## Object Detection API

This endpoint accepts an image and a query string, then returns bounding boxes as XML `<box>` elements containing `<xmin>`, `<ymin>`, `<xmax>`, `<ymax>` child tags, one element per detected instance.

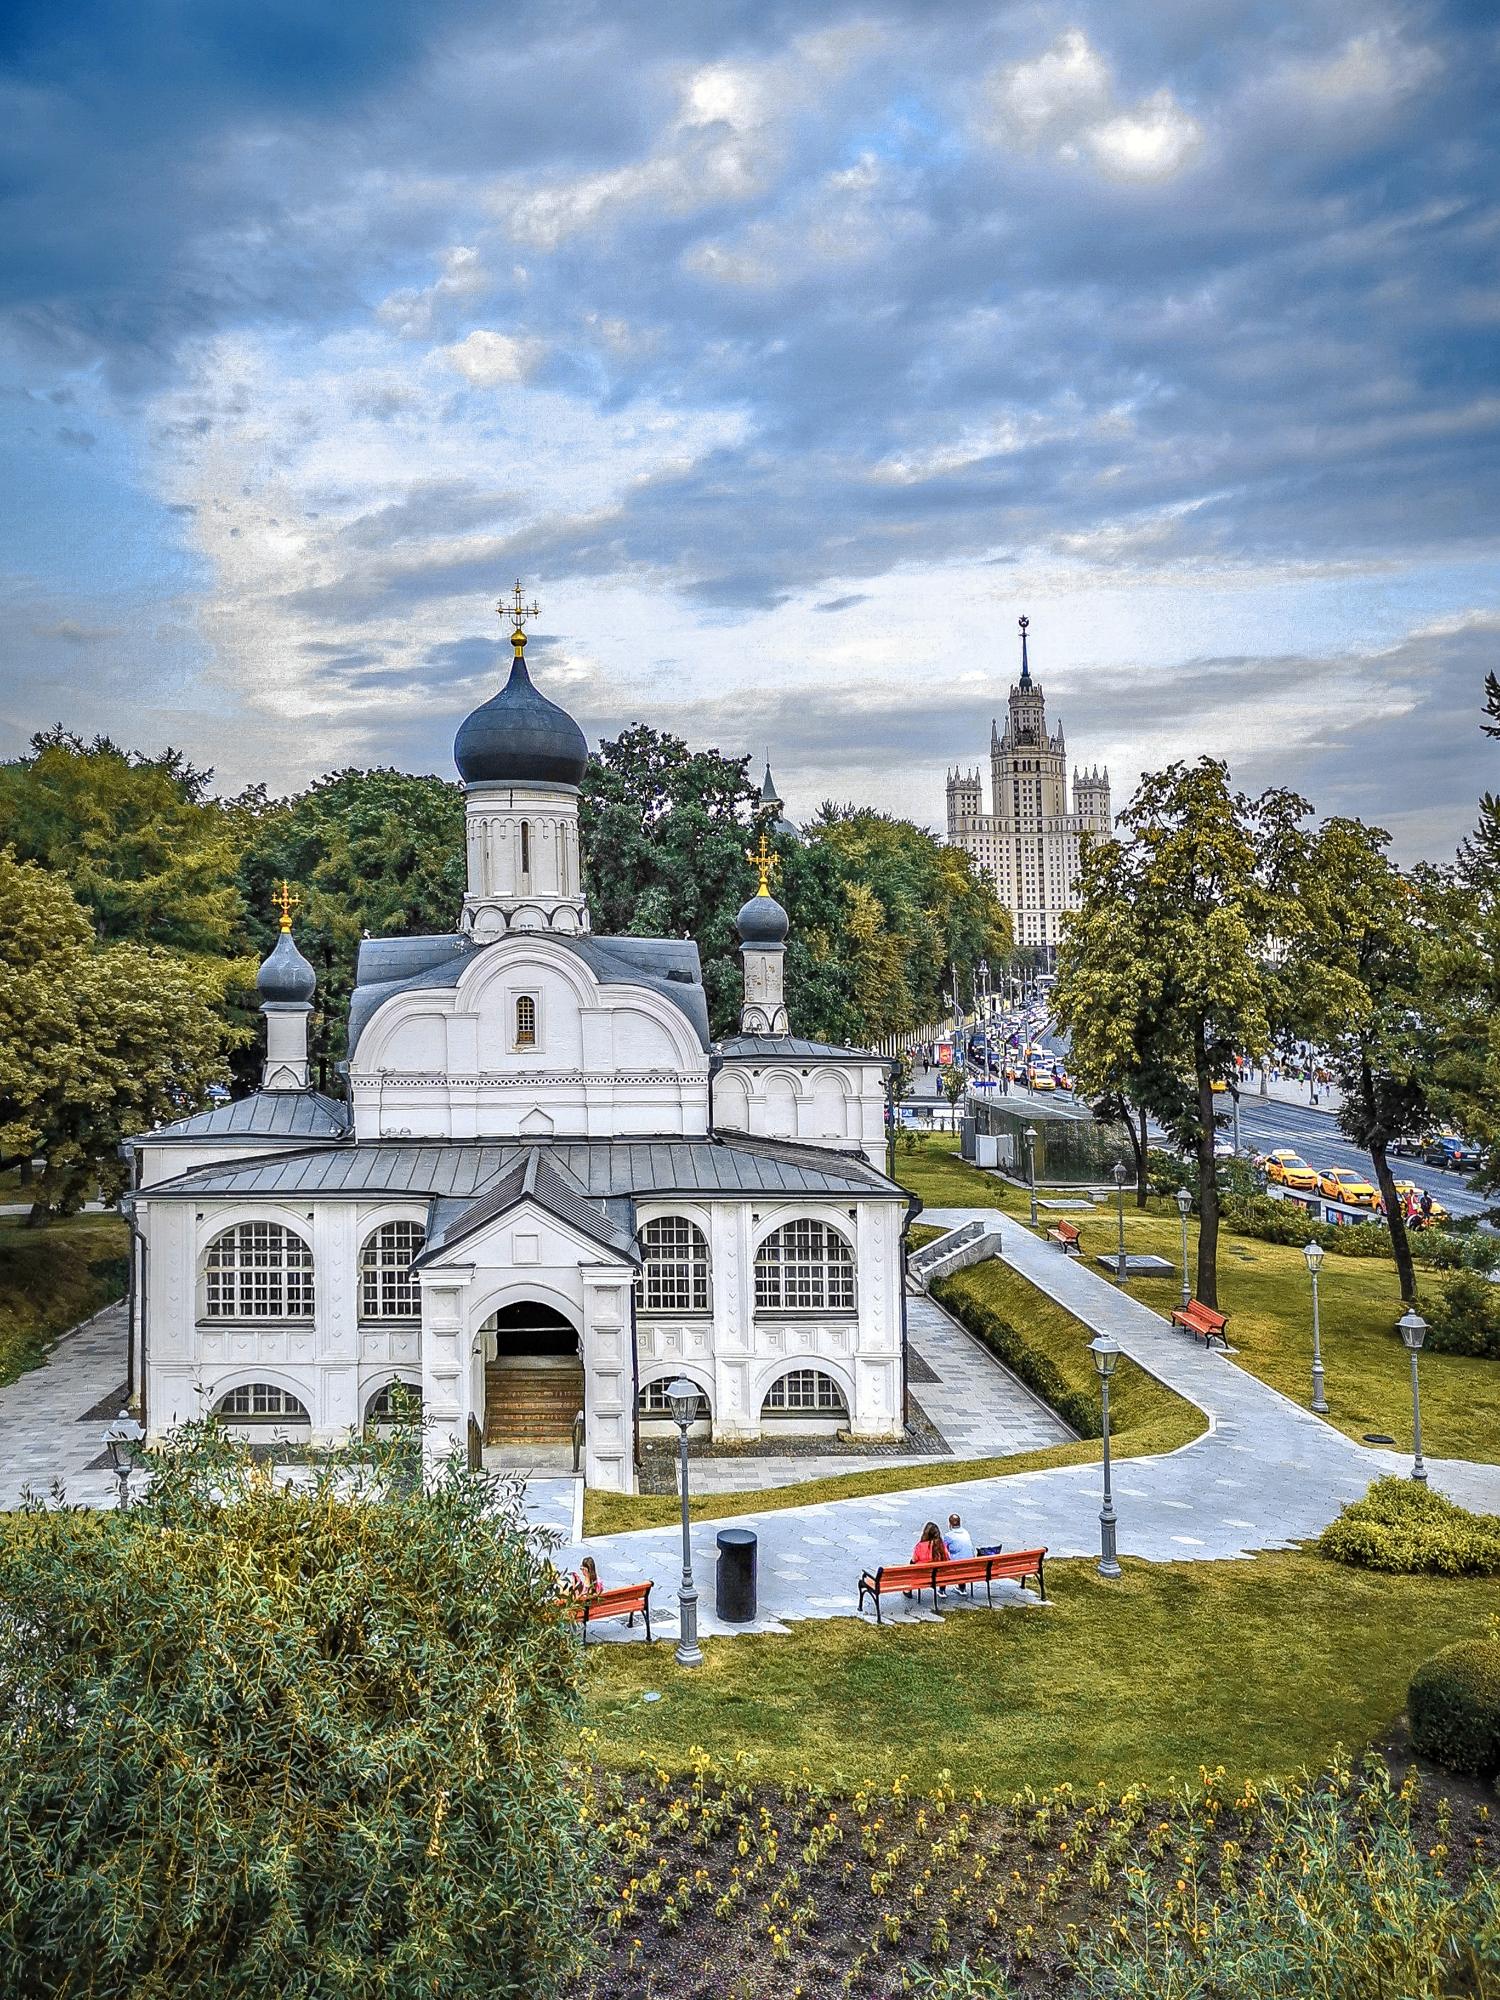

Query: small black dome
<box><xmin>454</xmin><ymin>652</ymin><xmax>588</xmax><ymax>788</ymax></box>
<box><xmin>257</xmin><ymin>928</ymin><xmax>316</xmax><ymax>1005</ymax></box>
<box><xmin>736</xmin><ymin>893</ymin><xmax>789</xmax><ymax>945</ymax></box>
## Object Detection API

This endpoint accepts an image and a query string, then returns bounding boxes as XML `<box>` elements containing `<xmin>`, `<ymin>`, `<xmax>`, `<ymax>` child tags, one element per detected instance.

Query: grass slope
<box><xmin>584</xmin><ymin>1259</ymin><xmax>1204</xmax><ymax>1536</ymax></box>
<box><xmin>584</xmin><ymin>1550</ymin><xmax>1496</xmax><ymax>1794</ymax></box>
<box><xmin>897</xmin><ymin>1136</ymin><xmax>1500</xmax><ymax>1464</ymax></box>
<box><xmin>0</xmin><ymin>1212</ymin><xmax>128</xmax><ymax>1386</ymax></box>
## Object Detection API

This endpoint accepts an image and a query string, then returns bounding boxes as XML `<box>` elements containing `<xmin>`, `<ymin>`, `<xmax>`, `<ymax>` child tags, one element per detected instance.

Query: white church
<box><xmin>124</xmin><ymin>595</ymin><xmax>915</xmax><ymax>1493</ymax></box>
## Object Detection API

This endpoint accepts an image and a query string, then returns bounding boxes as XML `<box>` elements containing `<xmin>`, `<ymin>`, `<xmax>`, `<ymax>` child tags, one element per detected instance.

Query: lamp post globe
<box><xmin>1112</xmin><ymin>1162</ymin><xmax>1128</xmax><ymax>1288</ymax></box>
<box><xmin>1302</xmin><ymin>1238</ymin><xmax>1328</xmax><ymax>1412</ymax></box>
<box><xmin>1174</xmin><ymin>1187</ymin><xmax>1193</xmax><ymax>1310</ymax></box>
<box><xmin>666</xmin><ymin>1376</ymin><xmax>705</xmax><ymax>1666</ymax></box>
<box><xmin>102</xmin><ymin>1411</ymin><xmax>145</xmax><ymax>1511</ymax></box>
<box><xmin>1025</xmin><ymin>1126</ymin><xmax>1040</xmax><ymax>1228</ymax></box>
<box><xmin>1088</xmin><ymin>1334</ymin><xmax>1122</xmax><ymax>1578</ymax></box>
<box><xmin>1397</xmin><ymin>1310</ymin><xmax>1428</xmax><ymax>1485</ymax></box>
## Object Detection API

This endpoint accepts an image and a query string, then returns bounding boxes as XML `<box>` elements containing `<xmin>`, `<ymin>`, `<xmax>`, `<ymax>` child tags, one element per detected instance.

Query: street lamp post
<box><xmin>1174</xmin><ymin>1187</ymin><xmax>1192</xmax><ymax>1310</ymax></box>
<box><xmin>1303</xmin><ymin>1239</ymin><xmax>1329</xmax><ymax>1413</ymax></box>
<box><xmin>1089</xmin><ymin>1334</ymin><xmax>1123</xmax><ymax>1578</ymax></box>
<box><xmin>102</xmin><ymin>1411</ymin><xmax>145</xmax><ymax>1511</ymax></box>
<box><xmin>1112</xmin><ymin>1162</ymin><xmax>1129</xmax><ymax>1288</ymax></box>
<box><xmin>666</xmin><ymin>1377</ymin><xmax>704</xmax><ymax>1666</ymax></box>
<box><xmin>1397</xmin><ymin>1310</ymin><xmax>1428</xmax><ymax>1485</ymax></box>
<box><xmin>1025</xmin><ymin>1125</ymin><xmax>1039</xmax><ymax>1228</ymax></box>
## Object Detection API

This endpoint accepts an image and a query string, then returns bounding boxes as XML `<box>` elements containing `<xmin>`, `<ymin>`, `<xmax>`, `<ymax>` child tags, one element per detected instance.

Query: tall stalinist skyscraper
<box><xmin>946</xmin><ymin>616</ymin><xmax>1110</xmax><ymax>963</ymax></box>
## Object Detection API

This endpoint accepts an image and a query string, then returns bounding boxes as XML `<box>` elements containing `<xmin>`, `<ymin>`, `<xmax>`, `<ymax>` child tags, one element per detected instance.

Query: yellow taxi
<box><xmin>1265</xmin><ymin>1150</ymin><xmax>1319</xmax><ymax>1191</ymax></box>
<box><xmin>1318</xmin><ymin>1167</ymin><xmax>1378</xmax><ymax>1208</ymax></box>
<box><xmin>1375</xmin><ymin>1181</ymin><xmax>1450</xmax><ymax>1226</ymax></box>
<box><xmin>1027</xmin><ymin>1067</ymin><xmax>1057</xmax><ymax>1092</ymax></box>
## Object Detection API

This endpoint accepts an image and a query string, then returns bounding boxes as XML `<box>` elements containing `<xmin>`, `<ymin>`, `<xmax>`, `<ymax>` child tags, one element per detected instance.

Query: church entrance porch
<box><xmin>481</xmin><ymin>1301</ymin><xmax>584</xmax><ymax>1445</ymax></box>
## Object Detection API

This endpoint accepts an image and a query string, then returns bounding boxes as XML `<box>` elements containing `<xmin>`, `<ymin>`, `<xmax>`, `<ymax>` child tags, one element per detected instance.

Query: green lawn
<box><xmin>584</xmin><ymin>1550</ymin><xmax>1495</xmax><ymax>1795</ymax></box>
<box><xmin>896</xmin><ymin>1135</ymin><xmax>1500</xmax><ymax>1465</ymax></box>
<box><xmin>0</xmin><ymin>1211</ymin><xmax>129</xmax><ymax>1386</ymax></box>
<box><xmin>584</xmin><ymin>1259</ymin><xmax>1204</xmax><ymax>1535</ymax></box>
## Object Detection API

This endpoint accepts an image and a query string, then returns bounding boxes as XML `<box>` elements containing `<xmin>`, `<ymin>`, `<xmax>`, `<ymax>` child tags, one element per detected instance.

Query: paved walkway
<box><xmin>555</xmin><ymin>1210</ymin><xmax>1500</xmax><ymax>1643</ymax></box>
<box><xmin>0</xmin><ymin>1302</ymin><xmax>128</xmax><ymax>1508</ymax></box>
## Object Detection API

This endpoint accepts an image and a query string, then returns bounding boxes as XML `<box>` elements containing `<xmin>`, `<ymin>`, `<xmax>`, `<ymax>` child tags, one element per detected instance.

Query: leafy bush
<box><xmin>1318</xmin><ymin>1476</ymin><xmax>1500</xmax><ymax>1576</ymax></box>
<box><xmin>1222</xmin><ymin>1191</ymin><xmax>1325</xmax><ymax>1247</ymax></box>
<box><xmin>1409</xmin><ymin>1636</ymin><xmax>1500</xmax><ymax>1779</ymax></box>
<box><xmin>1425</xmin><ymin>1266</ymin><xmax>1500</xmax><ymax>1358</ymax></box>
<box><xmin>930</xmin><ymin>1277</ymin><xmax>1101</xmax><ymax>1436</ymax></box>
<box><xmin>0</xmin><ymin>1422</ymin><xmax>594</xmax><ymax>1999</ymax></box>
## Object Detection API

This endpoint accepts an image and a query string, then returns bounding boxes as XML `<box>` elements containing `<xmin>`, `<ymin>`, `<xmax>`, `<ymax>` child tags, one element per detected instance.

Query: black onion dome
<box><xmin>736</xmin><ymin>893</ymin><xmax>789</xmax><ymax>945</ymax></box>
<box><xmin>257</xmin><ymin>928</ymin><xmax>317</xmax><ymax>1005</ymax></box>
<box><xmin>454</xmin><ymin>653</ymin><xmax>588</xmax><ymax>788</ymax></box>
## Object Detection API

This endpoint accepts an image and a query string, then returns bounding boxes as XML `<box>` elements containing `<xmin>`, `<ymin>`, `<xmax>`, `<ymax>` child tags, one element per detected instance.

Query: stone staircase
<box><xmin>484</xmin><ymin>1360</ymin><xmax>585</xmax><ymax>1444</ymax></box>
<box><xmin>908</xmin><ymin>1218</ymin><xmax>1003</xmax><ymax>1291</ymax></box>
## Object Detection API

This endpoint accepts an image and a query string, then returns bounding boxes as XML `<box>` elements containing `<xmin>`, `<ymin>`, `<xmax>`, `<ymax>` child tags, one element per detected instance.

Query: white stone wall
<box><xmin>349</xmin><ymin>936</ymin><xmax>710</xmax><ymax>1141</ymax></box>
<box><xmin>460</xmin><ymin>780</ymin><xmax>589</xmax><ymax>939</ymax></box>
<box><xmin>713</xmin><ymin>1059</ymin><xmax>886</xmax><ymax>1165</ymax></box>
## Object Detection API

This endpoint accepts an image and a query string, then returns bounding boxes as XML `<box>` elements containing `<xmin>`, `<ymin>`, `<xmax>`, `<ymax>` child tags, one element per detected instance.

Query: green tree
<box><xmin>1053</xmin><ymin>760</ymin><xmax>1307</xmax><ymax>1308</ymax></box>
<box><xmin>0</xmin><ymin>1423</ymin><xmax>594</xmax><ymax>1998</ymax></box>
<box><xmin>0</xmin><ymin>851</ymin><xmax>225</xmax><ymax>1217</ymax></box>
<box><xmin>236</xmin><ymin>768</ymin><xmax>467</xmax><ymax>1084</ymax></box>
<box><xmin>1296</xmin><ymin>818</ymin><xmax>1436</xmax><ymax>1303</ymax></box>
<box><xmin>581</xmin><ymin>726</ymin><xmax>763</xmax><ymax>1038</ymax></box>
<box><xmin>0</xmin><ymin>730</ymin><xmax>245</xmax><ymax>956</ymax></box>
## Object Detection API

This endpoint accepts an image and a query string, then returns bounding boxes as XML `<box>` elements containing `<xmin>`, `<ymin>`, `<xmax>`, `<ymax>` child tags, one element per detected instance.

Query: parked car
<box><xmin>1266</xmin><ymin>1150</ymin><xmax>1319</xmax><ymax>1191</ymax></box>
<box><xmin>1318</xmin><ymin>1167</ymin><xmax>1379</xmax><ymax>1208</ymax></box>
<box><xmin>1424</xmin><ymin>1135</ymin><xmax>1480</xmax><ymax>1172</ymax></box>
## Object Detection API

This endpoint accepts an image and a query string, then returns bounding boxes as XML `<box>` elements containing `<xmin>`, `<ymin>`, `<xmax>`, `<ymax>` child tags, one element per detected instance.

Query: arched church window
<box><xmin>635</xmin><ymin>1217</ymin><xmax>711</xmax><ymax>1314</ymax></box>
<box><xmin>359</xmin><ymin>1221</ymin><xmax>425</xmax><ymax>1320</ymax></box>
<box><xmin>520</xmin><ymin>820</ymin><xmax>531</xmax><ymax>875</ymax></box>
<box><xmin>761</xmin><ymin>1368</ymin><xmax>848</xmax><ymax>1418</ymax></box>
<box><xmin>515</xmin><ymin>995</ymin><xmax>537</xmax><ymax>1047</ymax></box>
<box><xmin>214</xmin><ymin>1382</ymin><xmax>310</xmax><ymax>1422</ymax></box>
<box><xmin>753</xmin><ymin>1219</ymin><xmax>856</xmax><ymax>1314</ymax></box>
<box><xmin>637</xmin><ymin>1377</ymin><xmax>710</xmax><ymax>1421</ymax></box>
<box><xmin>364</xmin><ymin>1379</ymin><xmax>423</xmax><ymax>1423</ymax></box>
<box><xmin>203</xmin><ymin>1222</ymin><xmax>314</xmax><ymax>1320</ymax></box>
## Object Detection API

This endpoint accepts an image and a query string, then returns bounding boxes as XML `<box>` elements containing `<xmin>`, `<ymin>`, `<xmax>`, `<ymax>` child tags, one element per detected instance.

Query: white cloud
<box><xmin>980</xmin><ymin>29</ymin><xmax>1202</xmax><ymax>183</ymax></box>
<box><xmin>440</xmin><ymin>328</ymin><xmax>545</xmax><ymax>386</ymax></box>
<box><xmin>1084</xmin><ymin>87</ymin><xmax>1203</xmax><ymax>181</ymax></box>
<box><xmin>376</xmin><ymin>245</ymin><xmax>489</xmax><ymax>339</ymax></box>
<box><xmin>1286</xmin><ymin>29</ymin><xmax>1440</xmax><ymax>106</ymax></box>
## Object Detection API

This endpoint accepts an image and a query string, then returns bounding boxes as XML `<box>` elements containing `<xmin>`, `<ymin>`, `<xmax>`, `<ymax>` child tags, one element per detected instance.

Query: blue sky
<box><xmin>1</xmin><ymin>0</ymin><xmax>1496</xmax><ymax>858</ymax></box>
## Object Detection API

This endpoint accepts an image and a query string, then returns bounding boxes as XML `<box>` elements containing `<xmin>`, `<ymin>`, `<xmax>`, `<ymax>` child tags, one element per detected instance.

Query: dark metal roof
<box><xmin>138</xmin><ymin>1091</ymin><xmax>352</xmax><ymax>1144</ymax></box>
<box><xmin>346</xmin><ymin>931</ymin><xmax>711</xmax><ymax>1057</ymax></box>
<box><xmin>133</xmin><ymin>1132</ymin><xmax>900</xmax><ymax>1203</ymax></box>
<box><xmin>415</xmin><ymin>1149</ymin><xmax>639</xmax><ymax>1266</ymax></box>
<box><xmin>717</xmin><ymin>1035</ymin><xmax>889</xmax><ymax>1067</ymax></box>
<box><xmin>453</xmin><ymin>652</ymin><xmax>589</xmax><ymax>788</ymax></box>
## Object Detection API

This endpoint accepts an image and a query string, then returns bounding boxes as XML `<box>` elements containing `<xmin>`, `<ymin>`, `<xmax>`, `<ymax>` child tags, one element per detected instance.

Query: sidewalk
<box><xmin>557</xmin><ymin>1211</ymin><xmax>1500</xmax><ymax>1642</ymax></box>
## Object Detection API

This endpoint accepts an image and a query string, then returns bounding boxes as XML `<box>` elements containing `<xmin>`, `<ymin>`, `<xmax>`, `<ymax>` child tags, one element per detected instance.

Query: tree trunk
<box><xmin>25</xmin><ymin>1200</ymin><xmax>51</xmax><ymax>1228</ymax></box>
<box><xmin>1136</xmin><ymin>1107</ymin><xmax>1150</xmax><ymax>1207</ymax></box>
<box><xmin>1368</xmin><ymin>1134</ymin><xmax>1417</xmax><ymax>1306</ymax></box>
<box><xmin>1193</xmin><ymin>1038</ymin><xmax>1219</xmax><ymax>1308</ymax></box>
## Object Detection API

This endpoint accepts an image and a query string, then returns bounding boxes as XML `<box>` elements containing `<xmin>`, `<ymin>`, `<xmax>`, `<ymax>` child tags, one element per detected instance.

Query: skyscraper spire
<box><xmin>1018</xmin><ymin>613</ymin><xmax>1032</xmax><ymax>689</ymax></box>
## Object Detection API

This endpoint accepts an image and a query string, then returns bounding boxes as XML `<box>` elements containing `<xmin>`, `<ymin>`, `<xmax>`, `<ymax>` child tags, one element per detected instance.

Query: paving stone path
<box><xmin>555</xmin><ymin>1209</ymin><xmax>1500</xmax><ymax>1642</ymax></box>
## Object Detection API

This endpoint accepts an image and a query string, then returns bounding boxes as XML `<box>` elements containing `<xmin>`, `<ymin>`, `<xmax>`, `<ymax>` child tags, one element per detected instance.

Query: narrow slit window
<box><xmin>520</xmin><ymin>820</ymin><xmax>530</xmax><ymax>875</ymax></box>
<box><xmin>515</xmin><ymin>995</ymin><xmax>537</xmax><ymax>1047</ymax></box>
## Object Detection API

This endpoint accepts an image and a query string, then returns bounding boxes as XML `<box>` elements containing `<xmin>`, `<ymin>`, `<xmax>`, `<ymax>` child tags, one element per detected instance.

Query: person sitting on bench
<box><xmin>909</xmin><ymin>1520</ymin><xmax>948</xmax><ymax>1598</ymax></box>
<box><xmin>944</xmin><ymin>1512</ymin><xmax>975</xmax><ymax>1593</ymax></box>
<box><xmin>572</xmin><ymin>1555</ymin><xmax>602</xmax><ymax>1597</ymax></box>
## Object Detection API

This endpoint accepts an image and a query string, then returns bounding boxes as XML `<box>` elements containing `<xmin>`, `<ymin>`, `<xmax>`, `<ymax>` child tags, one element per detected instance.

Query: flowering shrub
<box><xmin>1317</xmin><ymin>1476</ymin><xmax>1500</xmax><ymax>1576</ymax></box>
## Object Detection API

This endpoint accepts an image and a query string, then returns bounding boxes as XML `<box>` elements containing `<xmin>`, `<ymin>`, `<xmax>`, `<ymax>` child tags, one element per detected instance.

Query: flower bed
<box><xmin>578</xmin><ymin>1752</ymin><xmax>1497</xmax><ymax>1998</ymax></box>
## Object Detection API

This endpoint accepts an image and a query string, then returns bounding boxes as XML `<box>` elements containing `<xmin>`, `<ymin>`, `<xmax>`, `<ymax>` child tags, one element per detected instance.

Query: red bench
<box><xmin>1047</xmin><ymin>1221</ymin><xmax>1082</xmax><ymax>1254</ymax></box>
<box><xmin>566</xmin><ymin>1580</ymin><xmax>654</xmax><ymax>1642</ymax></box>
<box><xmin>1172</xmin><ymin>1300</ymin><xmax>1230</xmax><ymax>1348</ymax></box>
<box><xmin>857</xmin><ymin>1548</ymin><xmax>1048</xmax><ymax>1622</ymax></box>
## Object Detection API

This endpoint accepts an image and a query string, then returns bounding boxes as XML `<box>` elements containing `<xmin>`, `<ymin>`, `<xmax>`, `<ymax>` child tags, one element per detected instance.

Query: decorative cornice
<box><xmin>351</xmin><ymin>1067</ymin><xmax>699</xmax><ymax>1089</ymax></box>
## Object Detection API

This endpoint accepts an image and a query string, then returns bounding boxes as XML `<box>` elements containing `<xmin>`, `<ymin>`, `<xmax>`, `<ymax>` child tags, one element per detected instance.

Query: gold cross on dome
<box><xmin>746</xmin><ymin>832</ymin><xmax>778</xmax><ymax>898</ymax></box>
<box><xmin>272</xmin><ymin>879</ymin><xmax>301</xmax><ymax>933</ymax></box>
<box><xmin>498</xmin><ymin>579</ymin><xmax>540</xmax><ymax>653</ymax></box>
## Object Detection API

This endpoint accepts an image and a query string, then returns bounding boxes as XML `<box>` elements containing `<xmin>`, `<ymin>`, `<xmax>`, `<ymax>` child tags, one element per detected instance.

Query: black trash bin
<box><xmin>715</xmin><ymin>1527</ymin><xmax>758</xmax><ymax>1623</ymax></box>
